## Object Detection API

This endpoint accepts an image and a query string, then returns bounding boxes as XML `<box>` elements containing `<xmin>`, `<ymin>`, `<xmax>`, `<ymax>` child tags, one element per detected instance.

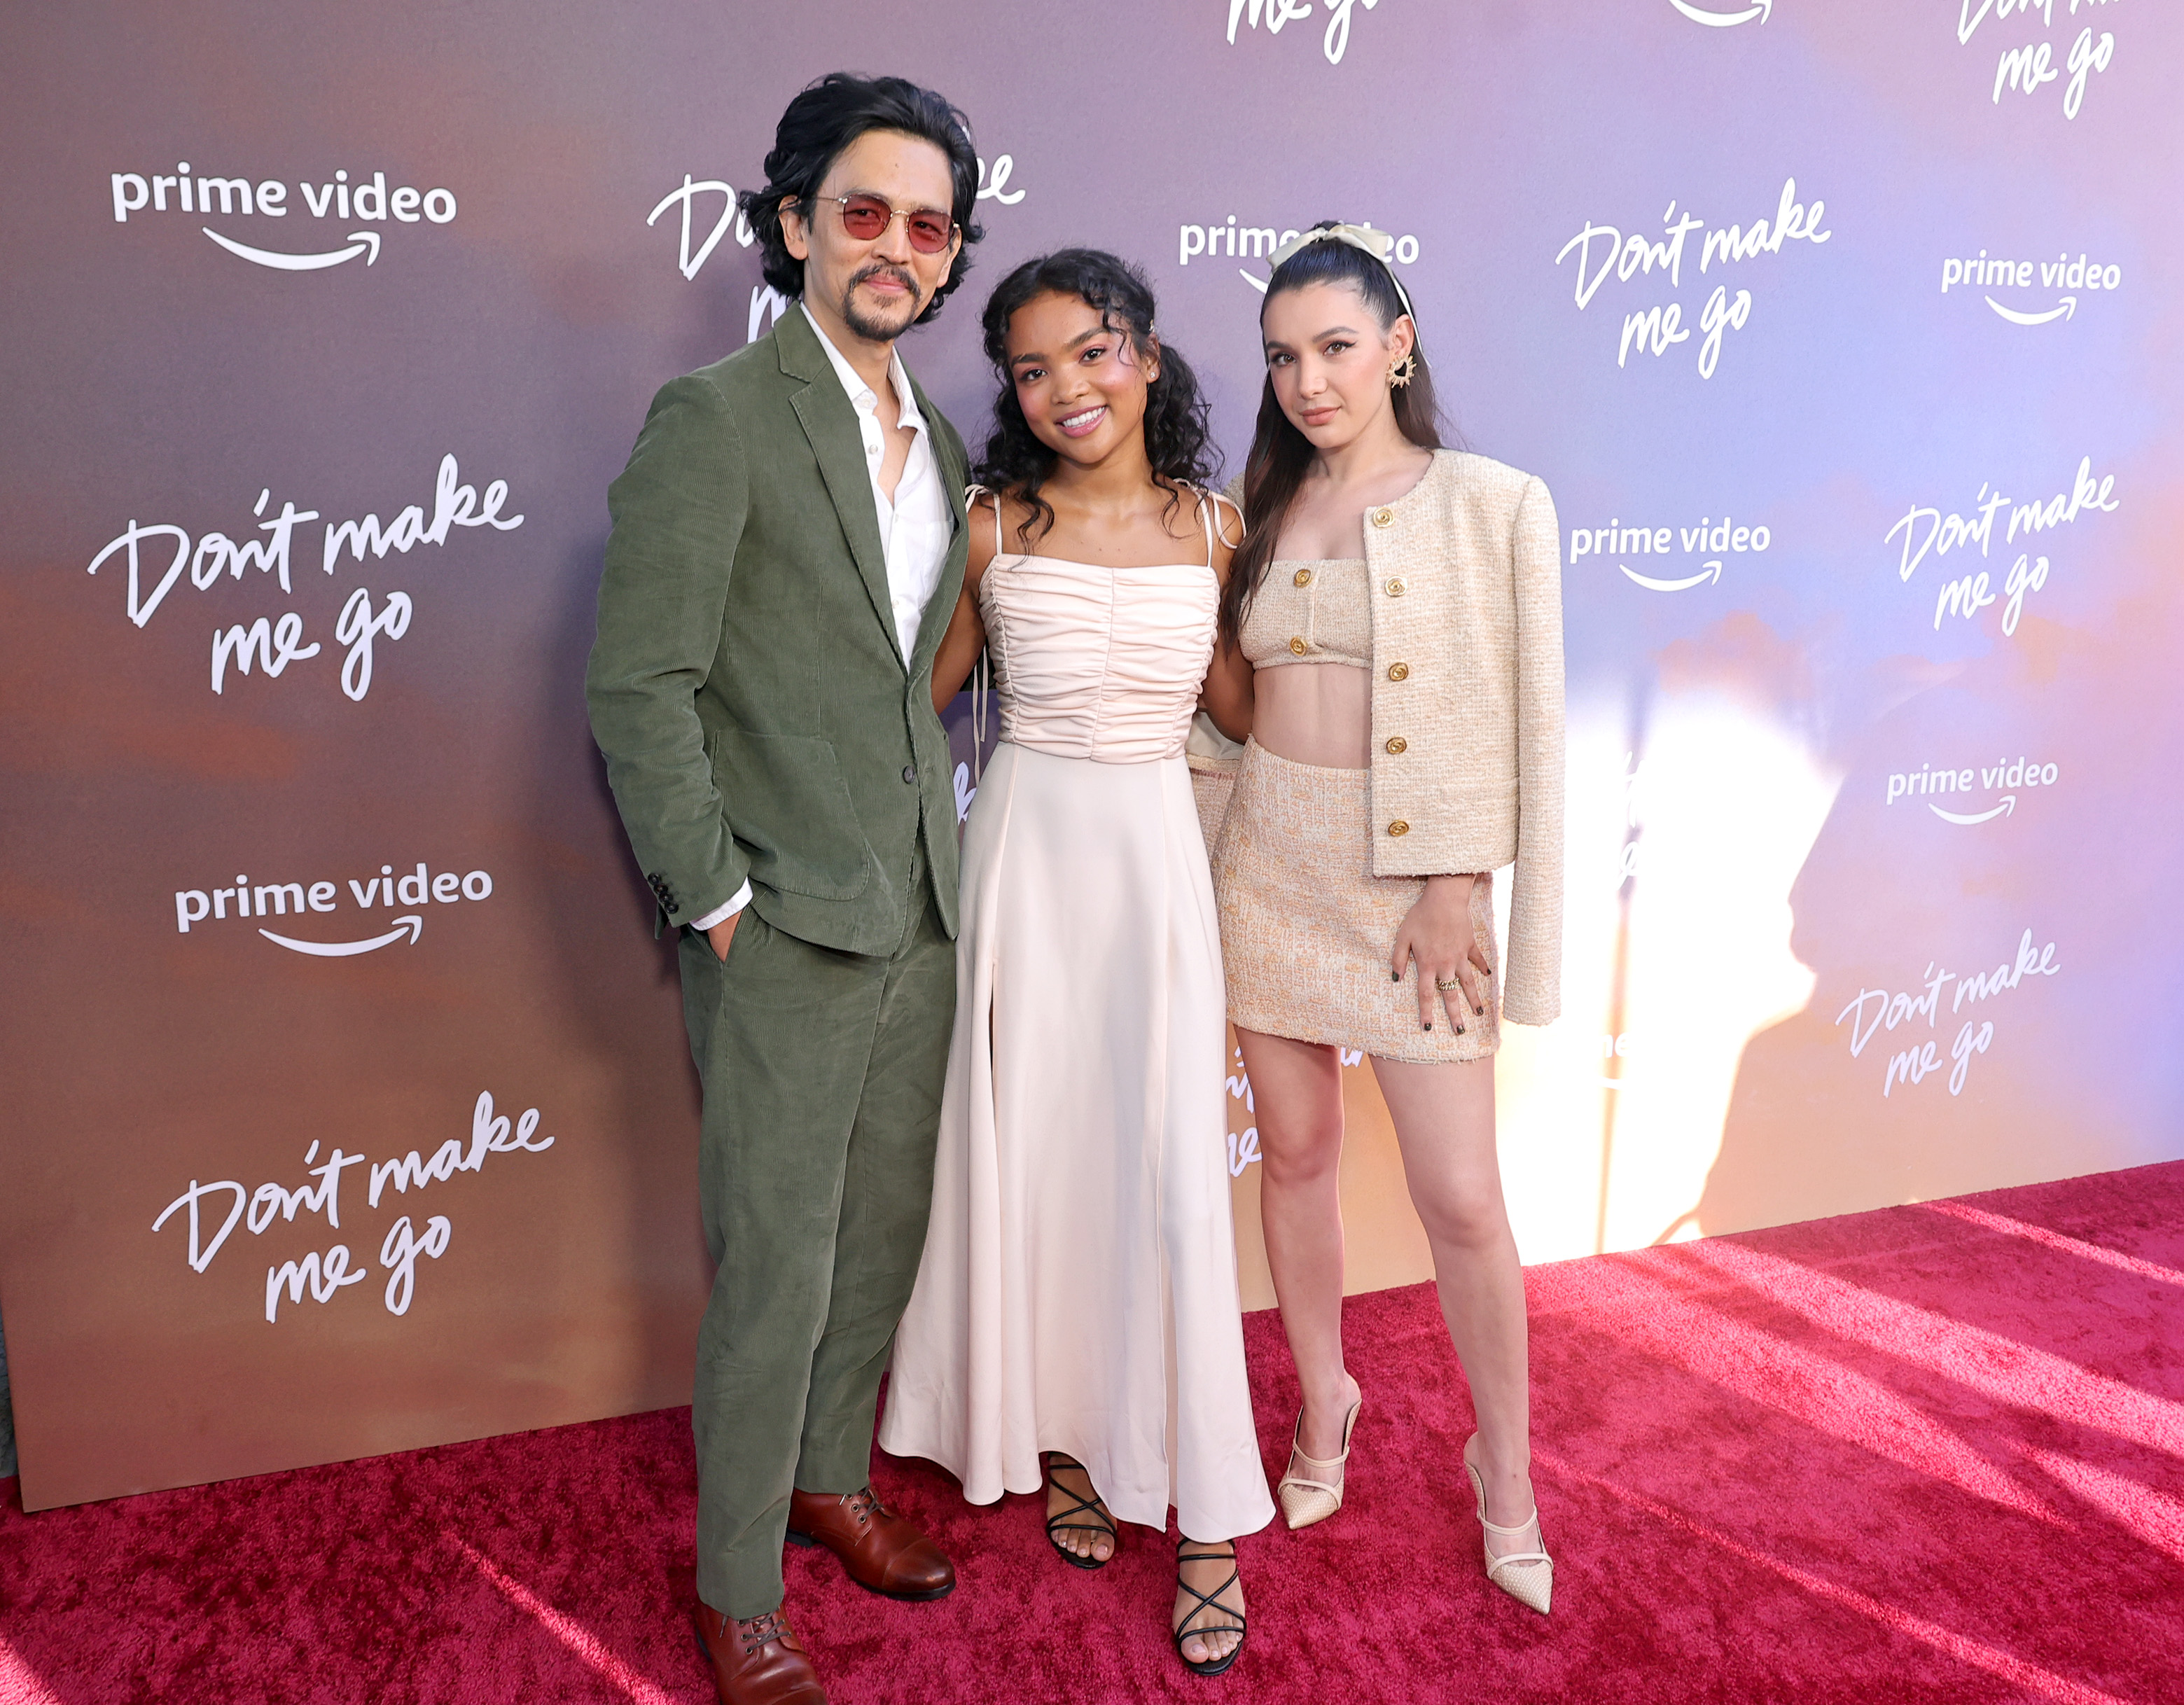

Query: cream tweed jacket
<box><xmin>1206</xmin><ymin>449</ymin><xmax>1565</xmax><ymax>1024</ymax></box>
<box><xmin>1366</xmin><ymin>450</ymin><xmax>1563</xmax><ymax>1024</ymax></box>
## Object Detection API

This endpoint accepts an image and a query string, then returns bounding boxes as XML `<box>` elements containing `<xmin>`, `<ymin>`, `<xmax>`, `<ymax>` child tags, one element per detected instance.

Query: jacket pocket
<box><xmin>709</xmin><ymin>726</ymin><xmax>872</xmax><ymax>900</ymax></box>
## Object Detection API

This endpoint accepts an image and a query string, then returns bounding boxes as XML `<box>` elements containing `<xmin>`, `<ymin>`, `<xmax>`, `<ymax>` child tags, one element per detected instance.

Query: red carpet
<box><xmin>4</xmin><ymin>1162</ymin><xmax>2180</xmax><ymax>1704</ymax></box>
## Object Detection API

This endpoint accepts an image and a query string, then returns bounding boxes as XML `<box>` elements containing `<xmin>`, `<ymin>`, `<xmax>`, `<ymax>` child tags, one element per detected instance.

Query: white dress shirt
<box><xmin>690</xmin><ymin>304</ymin><xmax>952</xmax><ymax>933</ymax></box>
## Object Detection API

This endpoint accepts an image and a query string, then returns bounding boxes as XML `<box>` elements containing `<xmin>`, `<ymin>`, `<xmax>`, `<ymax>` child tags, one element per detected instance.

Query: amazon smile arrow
<box><xmin>1620</xmin><ymin>560</ymin><xmax>1723</xmax><ymax>592</ymax></box>
<box><xmin>202</xmin><ymin>227</ymin><xmax>381</xmax><ymax>271</ymax></box>
<box><xmin>1984</xmin><ymin>295</ymin><xmax>2076</xmax><ymax>326</ymax></box>
<box><xmin>1669</xmin><ymin>0</ymin><xmax>1772</xmax><ymax>25</ymax></box>
<box><xmin>1929</xmin><ymin>795</ymin><xmax>2017</xmax><ymax>826</ymax></box>
<box><xmin>258</xmin><ymin>914</ymin><xmax>422</xmax><ymax>956</ymax></box>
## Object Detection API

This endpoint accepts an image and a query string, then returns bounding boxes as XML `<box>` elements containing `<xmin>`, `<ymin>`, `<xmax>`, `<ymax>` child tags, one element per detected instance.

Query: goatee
<box><xmin>841</xmin><ymin>265</ymin><xmax>924</xmax><ymax>342</ymax></box>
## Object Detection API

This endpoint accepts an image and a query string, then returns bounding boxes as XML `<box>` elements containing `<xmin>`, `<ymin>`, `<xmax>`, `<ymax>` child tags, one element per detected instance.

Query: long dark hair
<box><xmin>736</xmin><ymin>72</ymin><xmax>985</xmax><ymax>326</ymax></box>
<box><xmin>973</xmin><ymin>249</ymin><xmax>1220</xmax><ymax>545</ymax></box>
<box><xmin>1219</xmin><ymin>222</ymin><xmax>1446</xmax><ymax>646</ymax></box>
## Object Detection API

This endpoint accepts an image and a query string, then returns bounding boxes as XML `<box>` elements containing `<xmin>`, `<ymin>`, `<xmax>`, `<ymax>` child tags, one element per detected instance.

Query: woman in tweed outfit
<box><xmin>1204</xmin><ymin>222</ymin><xmax>1565</xmax><ymax>1613</ymax></box>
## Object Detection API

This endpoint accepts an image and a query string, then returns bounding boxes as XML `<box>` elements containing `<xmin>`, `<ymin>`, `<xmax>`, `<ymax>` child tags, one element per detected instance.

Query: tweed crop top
<box><xmin>1239</xmin><ymin>558</ymin><xmax>1372</xmax><ymax>669</ymax></box>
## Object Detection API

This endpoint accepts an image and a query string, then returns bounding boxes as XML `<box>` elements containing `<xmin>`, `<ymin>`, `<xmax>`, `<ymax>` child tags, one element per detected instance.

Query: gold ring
<box><xmin>1435</xmin><ymin>977</ymin><xmax>1461</xmax><ymax>991</ymax></box>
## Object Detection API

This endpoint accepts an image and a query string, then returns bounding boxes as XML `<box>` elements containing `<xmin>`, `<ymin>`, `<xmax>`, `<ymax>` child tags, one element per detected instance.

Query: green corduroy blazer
<box><xmin>585</xmin><ymin>307</ymin><xmax>971</xmax><ymax>955</ymax></box>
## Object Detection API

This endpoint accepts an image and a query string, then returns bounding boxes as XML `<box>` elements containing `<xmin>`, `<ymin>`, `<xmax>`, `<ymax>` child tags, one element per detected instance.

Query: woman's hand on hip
<box><xmin>1391</xmin><ymin>874</ymin><xmax>1490</xmax><ymax>1033</ymax></box>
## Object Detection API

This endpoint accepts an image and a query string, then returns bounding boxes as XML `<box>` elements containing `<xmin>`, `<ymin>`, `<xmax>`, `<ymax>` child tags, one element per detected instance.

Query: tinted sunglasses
<box><xmin>809</xmin><ymin>193</ymin><xmax>958</xmax><ymax>255</ymax></box>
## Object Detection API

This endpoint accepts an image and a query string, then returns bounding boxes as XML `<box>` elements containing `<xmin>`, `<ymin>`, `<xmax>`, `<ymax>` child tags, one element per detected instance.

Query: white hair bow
<box><xmin>1267</xmin><ymin>223</ymin><xmax>1414</xmax><ymax>319</ymax></box>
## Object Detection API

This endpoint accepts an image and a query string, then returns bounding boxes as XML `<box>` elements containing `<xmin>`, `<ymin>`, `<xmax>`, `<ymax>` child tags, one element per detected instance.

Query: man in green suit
<box><xmin>586</xmin><ymin>75</ymin><xmax>982</xmax><ymax>1705</ymax></box>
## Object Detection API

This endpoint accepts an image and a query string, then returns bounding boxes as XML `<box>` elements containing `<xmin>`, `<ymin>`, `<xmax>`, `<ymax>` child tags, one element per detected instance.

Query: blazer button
<box><xmin>1293</xmin><ymin>567</ymin><xmax>1314</xmax><ymax>587</ymax></box>
<box><xmin>1384</xmin><ymin>578</ymin><xmax>1405</xmax><ymax>597</ymax></box>
<box><xmin>1387</xmin><ymin>819</ymin><xmax>1410</xmax><ymax>836</ymax></box>
<box><xmin>902</xmin><ymin>765</ymin><xmax>918</xmax><ymax>784</ymax></box>
<box><xmin>1289</xmin><ymin>636</ymin><xmax>1309</xmax><ymax>655</ymax></box>
<box><xmin>1385</xmin><ymin>736</ymin><xmax>1407</xmax><ymax>754</ymax></box>
<box><xmin>1386</xmin><ymin>662</ymin><xmax>1410</xmax><ymax>681</ymax></box>
<box><xmin>1370</xmin><ymin>506</ymin><xmax>1394</xmax><ymax>527</ymax></box>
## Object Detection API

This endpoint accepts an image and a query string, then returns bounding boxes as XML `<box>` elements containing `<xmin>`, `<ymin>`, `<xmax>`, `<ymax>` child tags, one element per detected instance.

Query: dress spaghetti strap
<box><xmin>965</xmin><ymin>483</ymin><xmax>1007</xmax><ymax>559</ymax></box>
<box><xmin>1199</xmin><ymin>489</ymin><xmax>1241</xmax><ymax>567</ymax></box>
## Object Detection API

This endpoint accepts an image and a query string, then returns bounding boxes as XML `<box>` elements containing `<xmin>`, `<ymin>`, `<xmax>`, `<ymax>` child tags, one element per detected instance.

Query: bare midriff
<box><xmin>1251</xmin><ymin>662</ymin><xmax>1373</xmax><ymax>770</ymax></box>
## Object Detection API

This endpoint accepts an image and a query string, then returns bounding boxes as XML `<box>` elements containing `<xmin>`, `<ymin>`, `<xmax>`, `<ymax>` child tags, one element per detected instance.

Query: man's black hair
<box><xmin>737</xmin><ymin>72</ymin><xmax>985</xmax><ymax>326</ymax></box>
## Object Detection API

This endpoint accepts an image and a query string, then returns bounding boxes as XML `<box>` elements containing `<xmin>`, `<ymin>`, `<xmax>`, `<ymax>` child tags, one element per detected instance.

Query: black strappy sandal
<box><xmin>1172</xmin><ymin>1540</ymin><xmax>1246</xmax><ymax>1677</ymax></box>
<box><xmin>1041</xmin><ymin>1452</ymin><xmax>1116</xmax><ymax>1571</ymax></box>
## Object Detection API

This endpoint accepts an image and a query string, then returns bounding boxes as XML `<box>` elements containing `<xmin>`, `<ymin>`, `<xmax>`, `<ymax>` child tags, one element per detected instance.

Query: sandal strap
<box><xmin>1276</xmin><ymin>1468</ymin><xmax>1344</xmax><ymax>1499</ymax></box>
<box><xmin>1284</xmin><ymin>1398</ymin><xmax>1361</xmax><ymax>1474</ymax></box>
<box><xmin>1044</xmin><ymin>1458</ymin><xmax>1116</xmax><ymax>1538</ymax></box>
<box><xmin>1480</xmin><ymin>1506</ymin><xmax>1551</xmax><ymax>1578</ymax></box>
<box><xmin>1045</xmin><ymin>1494</ymin><xmax>1115</xmax><ymax>1532</ymax></box>
<box><xmin>1174</xmin><ymin>1543</ymin><xmax>1246</xmax><ymax>1638</ymax></box>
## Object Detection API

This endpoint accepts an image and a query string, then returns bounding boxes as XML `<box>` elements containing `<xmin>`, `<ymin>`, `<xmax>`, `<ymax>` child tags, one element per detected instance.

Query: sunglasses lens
<box><xmin>907</xmin><ymin>214</ymin><xmax>953</xmax><ymax>253</ymax></box>
<box><xmin>839</xmin><ymin>196</ymin><xmax>889</xmax><ymax>238</ymax></box>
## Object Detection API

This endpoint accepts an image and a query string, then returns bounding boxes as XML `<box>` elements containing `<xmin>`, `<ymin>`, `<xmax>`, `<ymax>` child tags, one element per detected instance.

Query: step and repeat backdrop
<box><xmin>3</xmin><ymin>1</ymin><xmax>2178</xmax><ymax>1508</ymax></box>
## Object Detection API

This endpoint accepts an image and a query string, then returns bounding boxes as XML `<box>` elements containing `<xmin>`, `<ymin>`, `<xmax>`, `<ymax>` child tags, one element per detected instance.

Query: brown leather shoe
<box><xmin>693</xmin><ymin>1603</ymin><xmax>827</xmax><ymax>1705</ymax></box>
<box><xmin>786</xmin><ymin>1487</ymin><xmax>956</xmax><ymax>1600</ymax></box>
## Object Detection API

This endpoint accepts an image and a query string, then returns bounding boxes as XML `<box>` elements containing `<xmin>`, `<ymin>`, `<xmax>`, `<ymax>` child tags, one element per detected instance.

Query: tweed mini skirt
<box><xmin>1211</xmin><ymin>739</ymin><xmax>1500</xmax><ymax>1064</ymax></box>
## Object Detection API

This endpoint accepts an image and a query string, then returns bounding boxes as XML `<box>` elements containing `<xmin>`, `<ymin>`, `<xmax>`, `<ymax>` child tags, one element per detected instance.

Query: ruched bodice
<box><xmin>978</xmin><ymin>555</ymin><xmax>1218</xmax><ymax>763</ymax></box>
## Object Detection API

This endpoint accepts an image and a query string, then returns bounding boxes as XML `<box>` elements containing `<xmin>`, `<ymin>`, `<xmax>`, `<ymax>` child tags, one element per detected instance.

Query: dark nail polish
<box><xmin>1423</xmin><ymin>1022</ymin><xmax>1433</xmax><ymax>1031</ymax></box>
<box><xmin>1456</xmin><ymin>1024</ymin><xmax>1466</xmax><ymax>1035</ymax></box>
<box><xmin>1391</xmin><ymin>971</ymin><xmax>1400</xmax><ymax>982</ymax></box>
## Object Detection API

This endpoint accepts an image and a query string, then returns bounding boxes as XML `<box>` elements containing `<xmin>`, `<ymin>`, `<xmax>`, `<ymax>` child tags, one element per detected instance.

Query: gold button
<box><xmin>1293</xmin><ymin>567</ymin><xmax>1313</xmax><ymax>587</ymax></box>
<box><xmin>1388</xmin><ymin>819</ymin><xmax>1410</xmax><ymax>836</ymax></box>
<box><xmin>1385</xmin><ymin>736</ymin><xmax>1407</xmax><ymax>754</ymax></box>
<box><xmin>1289</xmin><ymin>636</ymin><xmax>1308</xmax><ymax>655</ymax></box>
<box><xmin>1386</xmin><ymin>662</ymin><xmax>1410</xmax><ymax>681</ymax></box>
<box><xmin>1370</xmin><ymin>506</ymin><xmax>1395</xmax><ymax>528</ymax></box>
<box><xmin>1384</xmin><ymin>578</ymin><xmax>1405</xmax><ymax>597</ymax></box>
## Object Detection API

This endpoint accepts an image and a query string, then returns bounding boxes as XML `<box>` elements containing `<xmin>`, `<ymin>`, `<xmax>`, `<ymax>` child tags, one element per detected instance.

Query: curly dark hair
<box><xmin>1219</xmin><ymin>221</ymin><xmax>1448</xmax><ymax>646</ymax></box>
<box><xmin>735</xmin><ymin>72</ymin><xmax>985</xmax><ymax>326</ymax></box>
<box><xmin>973</xmin><ymin>249</ymin><xmax>1220</xmax><ymax>544</ymax></box>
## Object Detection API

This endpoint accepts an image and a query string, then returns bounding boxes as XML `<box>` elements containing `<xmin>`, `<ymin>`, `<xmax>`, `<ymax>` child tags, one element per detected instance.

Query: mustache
<box><xmin>849</xmin><ymin>263</ymin><xmax>921</xmax><ymax>302</ymax></box>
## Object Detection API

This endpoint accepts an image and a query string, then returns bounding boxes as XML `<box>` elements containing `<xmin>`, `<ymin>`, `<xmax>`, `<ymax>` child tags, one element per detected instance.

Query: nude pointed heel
<box><xmin>1276</xmin><ymin>1393</ymin><xmax>1361</xmax><ymax>1531</ymax></box>
<box><xmin>1463</xmin><ymin>1434</ymin><xmax>1553</xmax><ymax>1614</ymax></box>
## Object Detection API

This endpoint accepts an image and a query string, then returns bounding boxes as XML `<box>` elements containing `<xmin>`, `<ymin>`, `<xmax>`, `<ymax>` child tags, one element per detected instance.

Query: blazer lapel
<box><xmin>777</xmin><ymin>309</ymin><xmax>905</xmax><ymax>672</ymax></box>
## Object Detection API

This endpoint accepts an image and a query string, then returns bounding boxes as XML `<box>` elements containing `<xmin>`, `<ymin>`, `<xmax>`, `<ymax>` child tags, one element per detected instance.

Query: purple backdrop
<box><xmin>1</xmin><ymin>0</ymin><xmax>2178</xmax><ymax>1507</ymax></box>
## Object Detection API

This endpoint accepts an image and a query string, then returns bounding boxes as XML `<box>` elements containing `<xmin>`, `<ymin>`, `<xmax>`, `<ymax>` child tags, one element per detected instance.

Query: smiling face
<box><xmin>1003</xmin><ymin>290</ymin><xmax>1160</xmax><ymax>469</ymax></box>
<box><xmin>1260</xmin><ymin>280</ymin><xmax>1416</xmax><ymax>455</ymax></box>
<box><xmin>781</xmin><ymin>127</ymin><xmax>962</xmax><ymax>346</ymax></box>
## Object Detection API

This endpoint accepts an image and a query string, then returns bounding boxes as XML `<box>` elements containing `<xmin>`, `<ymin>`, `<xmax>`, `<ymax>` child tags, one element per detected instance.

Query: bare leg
<box><xmin>1234</xmin><ymin>1028</ymin><xmax>1361</xmax><ymax>1460</ymax></box>
<box><xmin>1370</xmin><ymin>1054</ymin><xmax>1538</xmax><ymax>1549</ymax></box>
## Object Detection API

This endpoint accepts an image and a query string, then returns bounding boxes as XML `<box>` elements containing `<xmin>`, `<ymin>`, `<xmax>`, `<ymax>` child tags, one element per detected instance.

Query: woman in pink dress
<box><xmin>878</xmin><ymin>250</ymin><xmax>1272</xmax><ymax>1676</ymax></box>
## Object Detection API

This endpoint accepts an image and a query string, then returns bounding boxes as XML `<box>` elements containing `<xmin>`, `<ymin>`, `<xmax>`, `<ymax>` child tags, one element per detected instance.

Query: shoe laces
<box><xmin>738</xmin><ymin>1609</ymin><xmax>790</xmax><ymax>1652</ymax></box>
<box><xmin>842</xmin><ymin>1488</ymin><xmax>882</xmax><ymax>1528</ymax></box>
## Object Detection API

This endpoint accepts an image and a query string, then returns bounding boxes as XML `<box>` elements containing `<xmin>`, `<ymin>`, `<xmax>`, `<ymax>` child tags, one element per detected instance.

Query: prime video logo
<box><xmin>173</xmin><ymin>860</ymin><xmax>494</xmax><ymax>957</ymax></box>
<box><xmin>1178</xmin><ymin>216</ymin><xmax>1419</xmax><ymax>292</ymax></box>
<box><xmin>109</xmin><ymin>161</ymin><xmax>457</xmax><ymax>272</ymax></box>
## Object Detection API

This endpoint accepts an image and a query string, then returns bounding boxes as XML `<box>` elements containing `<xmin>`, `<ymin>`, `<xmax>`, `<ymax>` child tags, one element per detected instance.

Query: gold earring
<box><xmin>1389</xmin><ymin>353</ymin><xmax>1417</xmax><ymax>389</ymax></box>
